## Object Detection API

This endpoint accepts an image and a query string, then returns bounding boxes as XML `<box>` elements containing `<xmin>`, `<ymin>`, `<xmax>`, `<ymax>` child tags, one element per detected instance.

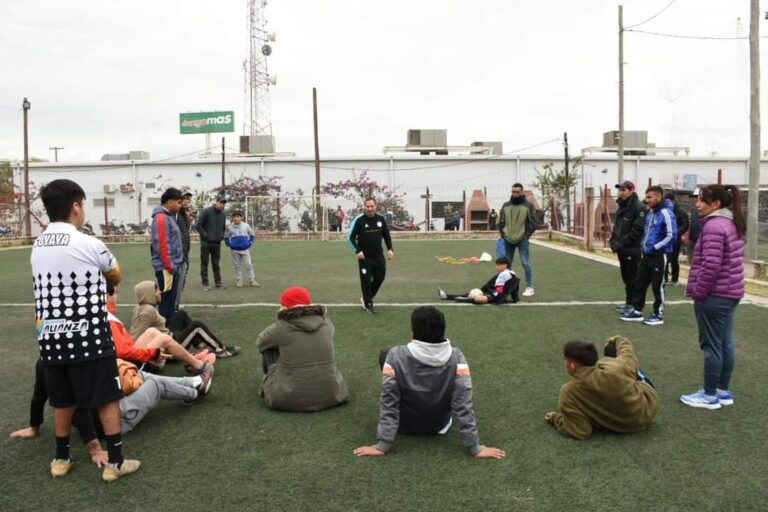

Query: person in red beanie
<box><xmin>256</xmin><ymin>287</ymin><xmax>349</xmax><ymax>411</ymax></box>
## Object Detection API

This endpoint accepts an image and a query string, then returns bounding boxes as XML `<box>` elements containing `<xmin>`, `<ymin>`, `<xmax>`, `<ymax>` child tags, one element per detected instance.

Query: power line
<box><xmin>626</xmin><ymin>28</ymin><xmax>768</xmax><ymax>40</ymax></box>
<box><xmin>625</xmin><ymin>0</ymin><xmax>678</xmax><ymax>30</ymax></box>
<box><xmin>251</xmin><ymin>138</ymin><xmax>562</xmax><ymax>174</ymax></box>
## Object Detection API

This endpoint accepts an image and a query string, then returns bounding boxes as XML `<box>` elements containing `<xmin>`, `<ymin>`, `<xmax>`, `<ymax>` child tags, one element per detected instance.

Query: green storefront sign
<box><xmin>179</xmin><ymin>111</ymin><xmax>235</xmax><ymax>134</ymax></box>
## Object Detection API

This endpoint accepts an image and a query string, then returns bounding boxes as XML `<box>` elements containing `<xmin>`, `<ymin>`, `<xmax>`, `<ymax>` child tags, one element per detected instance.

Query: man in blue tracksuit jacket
<box><xmin>621</xmin><ymin>186</ymin><xmax>677</xmax><ymax>325</ymax></box>
<box><xmin>150</xmin><ymin>188</ymin><xmax>185</xmax><ymax>326</ymax></box>
<box><xmin>621</xmin><ymin>186</ymin><xmax>677</xmax><ymax>326</ymax></box>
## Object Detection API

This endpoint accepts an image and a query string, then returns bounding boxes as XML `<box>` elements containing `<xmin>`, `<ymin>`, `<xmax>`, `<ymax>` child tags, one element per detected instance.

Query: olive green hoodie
<box><xmin>130</xmin><ymin>280</ymin><xmax>169</xmax><ymax>339</ymax></box>
<box><xmin>257</xmin><ymin>305</ymin><xmax>348</xmax><ymax>412</ymax></box>
<box><xmin>550</xmin><ymin>336</ymin><xmax>658</xmax><ymax>440</ymax></box>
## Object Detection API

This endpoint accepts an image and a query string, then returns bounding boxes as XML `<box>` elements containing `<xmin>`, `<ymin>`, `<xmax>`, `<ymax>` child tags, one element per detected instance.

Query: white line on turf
<box><xmin>0</xmin><ymin>300</ymin><xmax>699</xmax><ymax>308</ymax></box>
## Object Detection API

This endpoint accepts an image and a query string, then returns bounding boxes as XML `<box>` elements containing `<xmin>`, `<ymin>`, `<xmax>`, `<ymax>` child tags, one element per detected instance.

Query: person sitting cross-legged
<box><xmin>257</xmin><ymin>286</ymin><xmax>349</xmax><ymax>412</ymax></box>
<box><xmin>107</xmin><ymin>283</ymin><xmax>215</xmax><ymax>376</ymax></box>
<box><xmin>544</xmin><ymin>336</ymin><xmax>658</xmax><ymax>440</ymax></box>
<box><xmin>354</xmin><ymin>306</ymin><xmax>505</xmax><ymax>459</ymax></box>
<box><xmin>437</xmin><ymin>257</ymin><xmax>520</xmax><ymax>304</ymax></box>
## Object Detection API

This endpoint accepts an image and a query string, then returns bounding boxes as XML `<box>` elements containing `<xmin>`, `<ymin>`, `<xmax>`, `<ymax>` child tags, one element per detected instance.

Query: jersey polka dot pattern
<box><xmin>31</xmin><ymin>222</ymin><xmax>117</xmax><ymax>364</ymax></box>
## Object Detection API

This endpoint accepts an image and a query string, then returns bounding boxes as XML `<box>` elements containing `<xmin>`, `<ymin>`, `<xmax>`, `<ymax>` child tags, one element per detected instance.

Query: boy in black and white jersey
<box><xmin>437</xmin><ymin>257</ymin><xmax>520</xmax><ymax>305</ymax></box>
<box><xmin>30</xmin><ymin>179</ymin><xmax>140</xmax><ymax>482</ymax></box>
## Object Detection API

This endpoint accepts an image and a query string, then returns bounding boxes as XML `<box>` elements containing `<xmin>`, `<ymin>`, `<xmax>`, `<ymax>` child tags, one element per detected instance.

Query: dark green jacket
<box><xmin>498</xmin><ymin>198</ymin><xmax>536</xmax><ymax>244</ymax></box>
<box><xmin>257</xmin><ymin>305</ymin><xmax>348</xmax><ymax>412</ymax></box>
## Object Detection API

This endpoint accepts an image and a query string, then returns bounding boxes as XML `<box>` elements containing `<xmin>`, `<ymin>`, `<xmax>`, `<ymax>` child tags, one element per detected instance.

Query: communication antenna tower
<box><xmin>243</xmin><ymin>0</ymin><xmax>276</xmax><ymax>136</ymax></box>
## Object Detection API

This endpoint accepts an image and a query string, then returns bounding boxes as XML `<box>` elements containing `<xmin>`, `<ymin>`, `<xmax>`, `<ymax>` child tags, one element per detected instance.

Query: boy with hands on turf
<box><xmin>354</xmin><ymin>306</ymin><xmax>505</xmax><ymax>459</ymax></box>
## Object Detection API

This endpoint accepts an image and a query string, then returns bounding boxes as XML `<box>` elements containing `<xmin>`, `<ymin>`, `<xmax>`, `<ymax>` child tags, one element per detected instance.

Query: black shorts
<box><xmin>44</xmin><ymin>356</ymin><xmax>123</xmax><ymax>409</ymax></box>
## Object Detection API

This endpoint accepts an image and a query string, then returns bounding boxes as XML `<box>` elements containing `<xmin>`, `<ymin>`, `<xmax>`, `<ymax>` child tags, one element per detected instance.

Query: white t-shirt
<box><xmin>30</xmin><ymin>222</ymin><xmax>119</xmax><ymax>364</ymax></box>
<box><xmin>493</xmin><ymin>269</ymin><xmax>515</xmax><ymax>295</ymax></box>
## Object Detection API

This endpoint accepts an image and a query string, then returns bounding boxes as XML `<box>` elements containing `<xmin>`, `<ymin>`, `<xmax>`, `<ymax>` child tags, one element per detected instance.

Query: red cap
<box><xmin>280</xmin><ymin>286</ymin><xmax>311</xmax><ymax>308</ymax></box>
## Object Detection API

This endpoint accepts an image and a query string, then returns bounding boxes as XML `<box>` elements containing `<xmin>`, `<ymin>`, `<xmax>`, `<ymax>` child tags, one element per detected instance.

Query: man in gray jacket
<box><xmin>196</xmin><ymin>193</ymin><xmax>227</xmax><ymax>291</ymax></box>
<box><xmin>354</xmin><ymin>306</ymin><xmax>505</xmax><ymax>459</ymax></box>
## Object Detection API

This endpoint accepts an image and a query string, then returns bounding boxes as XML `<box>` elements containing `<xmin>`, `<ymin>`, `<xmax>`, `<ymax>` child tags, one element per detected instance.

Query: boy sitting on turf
<box><xmin>107</xmin><ymin>283</ymin><xmax>215</xmax><ymax>375</ymax></box>
<box><xmin>354</xmin><ymin>306</ymin><xmax>505</xmax><ymax>459</ymax></box>
<box><xmin>437</xmin><ymin>257</ymin><xmax>520</xmax><ymax>304</ymax></box>
<box><xmin>130</xmin><ymin>280</ymin><xmax>241</xmax><ymax>358</ymax></box>
<box><xmin>544</xmin><ymin>336</ymin><xmax>658</xmax><ymax>440</ymax></box>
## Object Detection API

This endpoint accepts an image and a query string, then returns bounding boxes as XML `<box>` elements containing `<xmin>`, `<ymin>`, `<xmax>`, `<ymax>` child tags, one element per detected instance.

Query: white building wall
<box><xmin>21</xmin><ymin>154</ymin><xmax>766</xmax><ymax>235</ymax></box>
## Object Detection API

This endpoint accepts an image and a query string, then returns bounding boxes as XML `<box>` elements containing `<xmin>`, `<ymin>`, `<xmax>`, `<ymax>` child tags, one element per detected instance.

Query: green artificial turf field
<box><xmin>1</xmin><ymin>240</ymin><xmax>766</xmax><ymax>511</ymax></box>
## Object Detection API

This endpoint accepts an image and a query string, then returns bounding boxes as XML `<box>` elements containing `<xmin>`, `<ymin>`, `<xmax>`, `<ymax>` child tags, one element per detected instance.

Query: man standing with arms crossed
<box><xmin>347</xmin><ymin>197</ymin><xmax>394</xmax><ymax>314</ymax></box>
<box><xmin>31</xmin><ymin>179</ymin><xmax>140</xmax><ymax>482</ymax></box>
<box><xmin>609</xmin><ymin>181</ymin><xmax>646</xmax><ymax>314</ymax></box>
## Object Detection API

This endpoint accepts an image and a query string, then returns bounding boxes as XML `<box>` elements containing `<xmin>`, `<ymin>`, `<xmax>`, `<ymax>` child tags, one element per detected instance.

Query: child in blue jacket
<box><xmin>224</xmin><ymin>211</ymin><xmax>258</xmax><ymax>287</ymax></box>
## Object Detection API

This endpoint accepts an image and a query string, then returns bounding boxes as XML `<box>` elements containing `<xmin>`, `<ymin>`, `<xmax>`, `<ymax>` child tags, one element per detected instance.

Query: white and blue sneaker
<box><xmin>620</xmin><ymin>309</ymin><xmax>644</xmax><ymax>322</ymax></box>
<box><xmin>716</xmin><ymin>389</ymin><xmax>734</xmax><ymax>406</ymax></box>
<box><xmin>643</xmin><ymin>314</ymin><xmax>664</xmax><ymax>326</ymax></box>
<box><xmin>680</xmin><ymin>389</ymin><xmax>721</xmax><ymax>410</ymax></box>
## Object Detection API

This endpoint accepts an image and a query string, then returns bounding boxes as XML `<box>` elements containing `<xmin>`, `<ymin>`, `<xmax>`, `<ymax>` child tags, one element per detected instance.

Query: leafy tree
<box><xmin>323</xmin><ymin>171</ymin><xmax>410</xmax><ymax>223</ymax></box>
<box><xmin>530</xmin><ymin>159</ymin><xmax>581</xmax><ymax>230</ymax></box>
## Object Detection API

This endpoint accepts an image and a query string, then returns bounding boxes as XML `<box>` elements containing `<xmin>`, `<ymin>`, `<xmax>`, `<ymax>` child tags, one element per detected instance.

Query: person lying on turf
<box><xmin>107</xmin><ymin>283</ymin><xmax>215</xmax><ymax>375</ymax></box>
<box><xmin>544</xmin><ymin>336</ymin><xmax>658</xmax><ymax>440</ymax></box>
<box><xmin>11</xmin><ymin>357</ymin><xmax>213</xmax><ymax>465</ymax></box>
<box><xmin>354</xmin><ymin>305</ymin><xmax>505</xmax><ymax>459</ymax></box>
<box><xmin>256</xmin><ymin>286</ymin><xmax>349</xmax><ymax>412</ymax></box>
<box><xmin>437</xmin><ymin>256</ymin><xmax>520</xmax><ymax>304</ymax></box>
<box><xmin>130</xmin><ymin>280</ymin><xmax>241</xmax><ymax>358</ymax></box>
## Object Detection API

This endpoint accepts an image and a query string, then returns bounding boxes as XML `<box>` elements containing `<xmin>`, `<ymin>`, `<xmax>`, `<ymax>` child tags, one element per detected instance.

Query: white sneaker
<box><xmin>522</xmin><ymin>287</ymin><xmax>534</xmax><ymax>297</ymax></box>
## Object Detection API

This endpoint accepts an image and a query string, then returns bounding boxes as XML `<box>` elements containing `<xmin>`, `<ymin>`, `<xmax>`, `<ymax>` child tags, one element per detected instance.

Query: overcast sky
<box><xmin>0</xmin><ymin>0</ymin><xmax>764</xmax><ymax>163</ymax></box>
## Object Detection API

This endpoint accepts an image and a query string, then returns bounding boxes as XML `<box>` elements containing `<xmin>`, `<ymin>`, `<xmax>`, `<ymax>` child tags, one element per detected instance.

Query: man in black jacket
<box><xmin>347</xmin><ymin>197</ymin><xmax>394</xmax><ymax>313</ymax></box>
<box><xmin>173</xmin><ymin>191</ymin><xmax>194</xmax><ymax>310</ymax></box>
<box><xmin>663</xmin><ymin>192</ymin><xmax>690</xmax><ymax>285</ymax></box>
<box><xmin>609</xmin><ymin>181</ymin><xmax>646</xmax><ymax>314</ymax></box>
<box><xmin>196</xmin><ymin>193</ymin><xmax>227</xmax><ymax>291</ymax></box>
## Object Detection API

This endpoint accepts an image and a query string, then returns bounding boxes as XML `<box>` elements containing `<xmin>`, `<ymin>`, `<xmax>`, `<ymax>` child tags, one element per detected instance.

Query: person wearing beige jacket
<box><xmin>545</xmin><ymin>336</ymin><xmax>658</xmax><ymax>440</ymax></box>
<box><xmin>130</xmin><ymin>281</ymin><xmax>240</xmax><ymax>358</ymax></box>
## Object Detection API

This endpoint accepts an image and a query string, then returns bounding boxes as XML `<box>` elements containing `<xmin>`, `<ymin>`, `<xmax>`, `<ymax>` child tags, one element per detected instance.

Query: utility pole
<box><xmin>618</xmin><ymin>5</ymin><xmax>625</xmax><ymax>183</ymax></box>
<box><xmin>48</xmin><ymin>146</ymin><xmax>63</xmax><ymax>162</ymax></box>
<box><xmin>563</xmin><ymin>132</ymin><xmax>571</xmax><ymax>233</ymax></box>
<box><xmin>747</xmin><ymin>0</ymin><xmax>760</xmax><ymax>259</ymax></box>
<box><xmin>22</xmin><ymin>98</ymin><xmax>31</xmax><ymax>238</ymax></box>
<box><xmin>220</xmin><ymin>137</ymin><xmax>226</xmax><ymax>191</ymax></box>
<box><xmin>313</xmin><ymin>87</ymin><xmax>322</xmax><ymax>231</ymax></box>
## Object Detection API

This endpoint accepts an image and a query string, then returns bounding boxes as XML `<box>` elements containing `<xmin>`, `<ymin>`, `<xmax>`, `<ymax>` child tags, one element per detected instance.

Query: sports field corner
<box><xmin>1</xmin><ymin>239</ymin><xmax>767</xmax><ymax>511</ymax></box>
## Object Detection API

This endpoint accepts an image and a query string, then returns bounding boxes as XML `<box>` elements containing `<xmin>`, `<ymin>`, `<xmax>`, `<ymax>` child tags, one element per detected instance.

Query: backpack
<box><xmin>117</xmin><ymin>358</ymin><xmax>144</xmax><ymax>396</ymax></box>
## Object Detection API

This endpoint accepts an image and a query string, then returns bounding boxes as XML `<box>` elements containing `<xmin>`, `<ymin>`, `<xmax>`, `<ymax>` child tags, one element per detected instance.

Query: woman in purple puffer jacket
<box><xmin>680</xmin><ymin>185</ymin><xmax>746</xmax><ymax>410</ymax></box>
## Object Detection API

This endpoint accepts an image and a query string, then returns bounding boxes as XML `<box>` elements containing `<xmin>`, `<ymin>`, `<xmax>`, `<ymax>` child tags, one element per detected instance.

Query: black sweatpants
<box><xmin>359</xmin><ymin>255</ymin><xmax>386</xmax><ymax>308</ymax></box>
<box><xmin>170</xmin><ymin>310</ymin><xmax>225</xmax><ymax>352</ymax></box>
<box><xmin>200</xmin><ymin>241</ymin><xmax>222</xmax><ymax>286</ymax></box>
<box><xmin>631</xmin><ymin>253</ymin><xmax>667</xmax><ymax>316</ymax></box>
<box><xmin>665</xmin><ymin>242</ymin><xmax>681</xmax><ymax>283</ymax></box>
<box><xmin>617</xmin><ymin>253</ymin><xmax>640</xmax><ymax>306</ymax></box>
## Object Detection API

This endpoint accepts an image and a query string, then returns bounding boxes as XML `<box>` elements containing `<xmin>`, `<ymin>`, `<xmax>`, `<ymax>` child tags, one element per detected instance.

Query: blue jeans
<box><xmin>504</xmin><ymin>238</ymin><xmax>533</xmax><ymax>287</ymax></box>
<box><xmin>694</xmin><ymin>297</ymin><xmax>739</xmax><ymax>394</ymax></box>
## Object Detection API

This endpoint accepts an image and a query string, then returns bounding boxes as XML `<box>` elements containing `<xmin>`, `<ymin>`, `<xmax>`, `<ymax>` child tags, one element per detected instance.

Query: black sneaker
<box><xmin>215</xmin><ymin>283</ymin><xmax>227</xmax><ymax>289</ymax></box>
<box><xmin>202</xmin><ymin>284</ymin><xmax>211</xmax><ymax>292</ymax></box>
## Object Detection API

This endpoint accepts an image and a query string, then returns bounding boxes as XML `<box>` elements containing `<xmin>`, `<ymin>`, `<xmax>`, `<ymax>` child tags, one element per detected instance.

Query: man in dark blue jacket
<box><xmin>621</xmin><ymin>186</ymin><xmax>677</xmax><ymax>326</ymax></box>
<box><xmin>195</xmin><ymin>194</ymin><xmax>227</xmax><ymax>291</ymax></box>
<box><xmin>609</xmin><ymin>181</ymin><xmax>645</xmax><ymax>314</ymax></box>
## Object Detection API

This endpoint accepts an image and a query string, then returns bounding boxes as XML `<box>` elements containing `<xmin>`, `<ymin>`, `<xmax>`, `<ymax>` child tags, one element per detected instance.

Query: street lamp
<box><xmin>22</xmin><ymin>98</ymin><xmax>31</xmax><ymax>238</ymax></box>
